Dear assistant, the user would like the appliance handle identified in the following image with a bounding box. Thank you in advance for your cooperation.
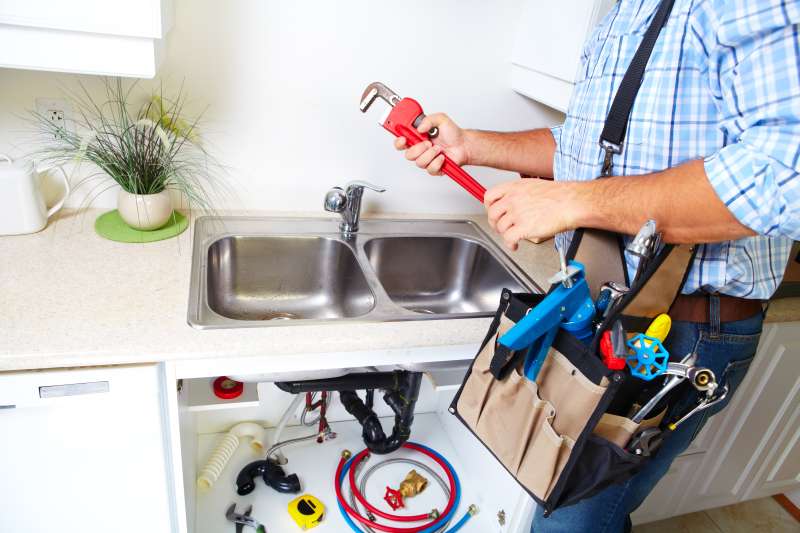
[36,163,71,218]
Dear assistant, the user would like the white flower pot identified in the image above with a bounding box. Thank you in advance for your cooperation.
[117,190,173,231]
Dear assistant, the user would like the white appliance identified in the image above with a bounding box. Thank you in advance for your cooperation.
[0,154,70,235]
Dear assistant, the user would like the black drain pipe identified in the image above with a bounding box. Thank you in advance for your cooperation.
[275,371,423,455]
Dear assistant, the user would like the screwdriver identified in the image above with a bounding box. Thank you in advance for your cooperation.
[634,314,672,349]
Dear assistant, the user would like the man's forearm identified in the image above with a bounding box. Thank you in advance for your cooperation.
[573,159,756,244]
[464,128,556,178]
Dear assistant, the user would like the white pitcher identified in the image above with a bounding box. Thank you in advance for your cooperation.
[0,154,70,235]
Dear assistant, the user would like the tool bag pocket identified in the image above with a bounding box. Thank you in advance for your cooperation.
[450,289,637,514]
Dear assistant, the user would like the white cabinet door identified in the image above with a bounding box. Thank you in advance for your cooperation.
[673,322,800,515]
[0,0,168,38]
[0,365,175,533]
[631,452,706,525]
[511,0,614,111]
[743,322,800,500]
[0,0,172,77]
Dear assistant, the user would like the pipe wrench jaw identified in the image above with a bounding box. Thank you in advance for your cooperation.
[361,82,439,138]
[359,82,401,113]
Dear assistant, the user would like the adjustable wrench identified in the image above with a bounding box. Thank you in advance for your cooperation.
[630,353,696,424]
[359,82,486,203]
[226,504,267,533]
[668,383,728,431]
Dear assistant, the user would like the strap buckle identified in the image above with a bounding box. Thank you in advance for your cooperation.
[599,139,622,177]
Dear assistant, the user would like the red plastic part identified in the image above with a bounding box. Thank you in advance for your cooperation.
[600,331,627,370]
[383,98,486,203]
[212,376,244,399]
[384,486,404,510]
[335,443,457,532]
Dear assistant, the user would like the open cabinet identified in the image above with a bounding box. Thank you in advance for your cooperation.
[166,358,535,533]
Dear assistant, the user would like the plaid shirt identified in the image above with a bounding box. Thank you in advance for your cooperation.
[552,0,800,299]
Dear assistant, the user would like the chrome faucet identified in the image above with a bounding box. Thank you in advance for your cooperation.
[324,180,386,234]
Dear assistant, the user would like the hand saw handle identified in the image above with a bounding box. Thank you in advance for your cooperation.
[384,98,486,203]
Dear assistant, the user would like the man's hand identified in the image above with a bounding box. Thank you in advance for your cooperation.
[485,179,582,251]
[484,160,757,250]
[394,113,471,175]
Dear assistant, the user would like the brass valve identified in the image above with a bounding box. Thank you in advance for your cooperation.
[399,470,428,499]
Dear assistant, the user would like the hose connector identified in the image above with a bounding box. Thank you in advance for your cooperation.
[342,449,352,460]
[428,509,440,519]
[468,504,479,516]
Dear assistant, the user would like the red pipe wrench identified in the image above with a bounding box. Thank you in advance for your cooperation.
[359,82,486,203]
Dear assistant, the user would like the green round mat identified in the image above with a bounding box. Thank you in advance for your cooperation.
[95,209,189,243]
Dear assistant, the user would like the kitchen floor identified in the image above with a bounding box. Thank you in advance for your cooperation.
[633,497,800,533]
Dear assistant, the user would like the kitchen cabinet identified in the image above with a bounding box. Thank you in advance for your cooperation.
[167,357,532,533]
[1,323,796,532]
[631,321,800,523]
[0,364,175,533]
[0,0,173,77]
[510,0,614,112]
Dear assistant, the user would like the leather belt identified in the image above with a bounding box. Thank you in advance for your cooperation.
[669,294,764,324]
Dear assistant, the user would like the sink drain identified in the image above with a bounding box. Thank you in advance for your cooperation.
[258,312,298,321]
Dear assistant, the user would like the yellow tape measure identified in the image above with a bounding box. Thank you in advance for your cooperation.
[288,494,324,530]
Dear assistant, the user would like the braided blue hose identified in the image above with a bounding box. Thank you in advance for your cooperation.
[336,442,468,533]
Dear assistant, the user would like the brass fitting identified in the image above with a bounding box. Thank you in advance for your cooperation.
[468,504,479,516]
[341,449,352,460]
[399,469,428,499]
[428,509,440,519]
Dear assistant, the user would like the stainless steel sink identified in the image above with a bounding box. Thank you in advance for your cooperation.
[206,236,375,321]
[188,217,539,329]
[364,236,518,315]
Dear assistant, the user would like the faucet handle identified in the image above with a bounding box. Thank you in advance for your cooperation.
[346,180,386,194]
[324,187,347,213]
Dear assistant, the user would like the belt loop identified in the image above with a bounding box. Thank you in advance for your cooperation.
[709,293,721,338]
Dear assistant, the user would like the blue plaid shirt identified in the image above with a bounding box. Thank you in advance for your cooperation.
[552,0,800,299]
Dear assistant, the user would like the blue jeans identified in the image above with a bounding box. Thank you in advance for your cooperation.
[531,307,764,533]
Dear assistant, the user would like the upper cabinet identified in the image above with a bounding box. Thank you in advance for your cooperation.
[511,0,614,112]
[0,0,173,78]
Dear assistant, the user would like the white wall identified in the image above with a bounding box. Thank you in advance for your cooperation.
[0,0,562,214]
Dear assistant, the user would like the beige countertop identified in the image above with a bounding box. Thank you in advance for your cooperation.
[0,209,559,372]
[2,209,797,373]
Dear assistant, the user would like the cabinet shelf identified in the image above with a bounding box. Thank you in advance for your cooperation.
[184,378,260,413]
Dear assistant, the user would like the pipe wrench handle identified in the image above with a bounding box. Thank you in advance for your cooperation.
[385,98,486,203]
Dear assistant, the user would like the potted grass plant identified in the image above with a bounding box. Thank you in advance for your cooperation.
[31,78,224,233]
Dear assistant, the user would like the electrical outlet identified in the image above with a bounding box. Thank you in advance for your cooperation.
[35,98,72,137]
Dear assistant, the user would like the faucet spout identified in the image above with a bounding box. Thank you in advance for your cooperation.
[324,181,385,234]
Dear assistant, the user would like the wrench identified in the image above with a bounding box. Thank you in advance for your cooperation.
[627,427,663,456]
[226,503,267,533]
[631,353,697,424]
[597,281,630,318]
[360,82,487,203]
[668,383,729,431]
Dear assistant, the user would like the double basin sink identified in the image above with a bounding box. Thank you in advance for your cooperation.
[188,217,538,328]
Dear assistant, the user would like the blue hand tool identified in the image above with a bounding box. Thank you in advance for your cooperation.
[498,255,596,382]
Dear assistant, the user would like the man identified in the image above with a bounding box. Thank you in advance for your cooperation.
[393,1,799,531]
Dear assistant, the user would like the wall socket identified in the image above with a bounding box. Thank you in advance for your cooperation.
[35,98,72,137]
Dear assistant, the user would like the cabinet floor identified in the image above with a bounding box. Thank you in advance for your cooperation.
[193,413,493,532]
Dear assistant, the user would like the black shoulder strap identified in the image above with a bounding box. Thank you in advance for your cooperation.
[599,0,677,176]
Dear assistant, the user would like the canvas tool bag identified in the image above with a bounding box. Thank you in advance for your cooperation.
[449,0,690,515]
